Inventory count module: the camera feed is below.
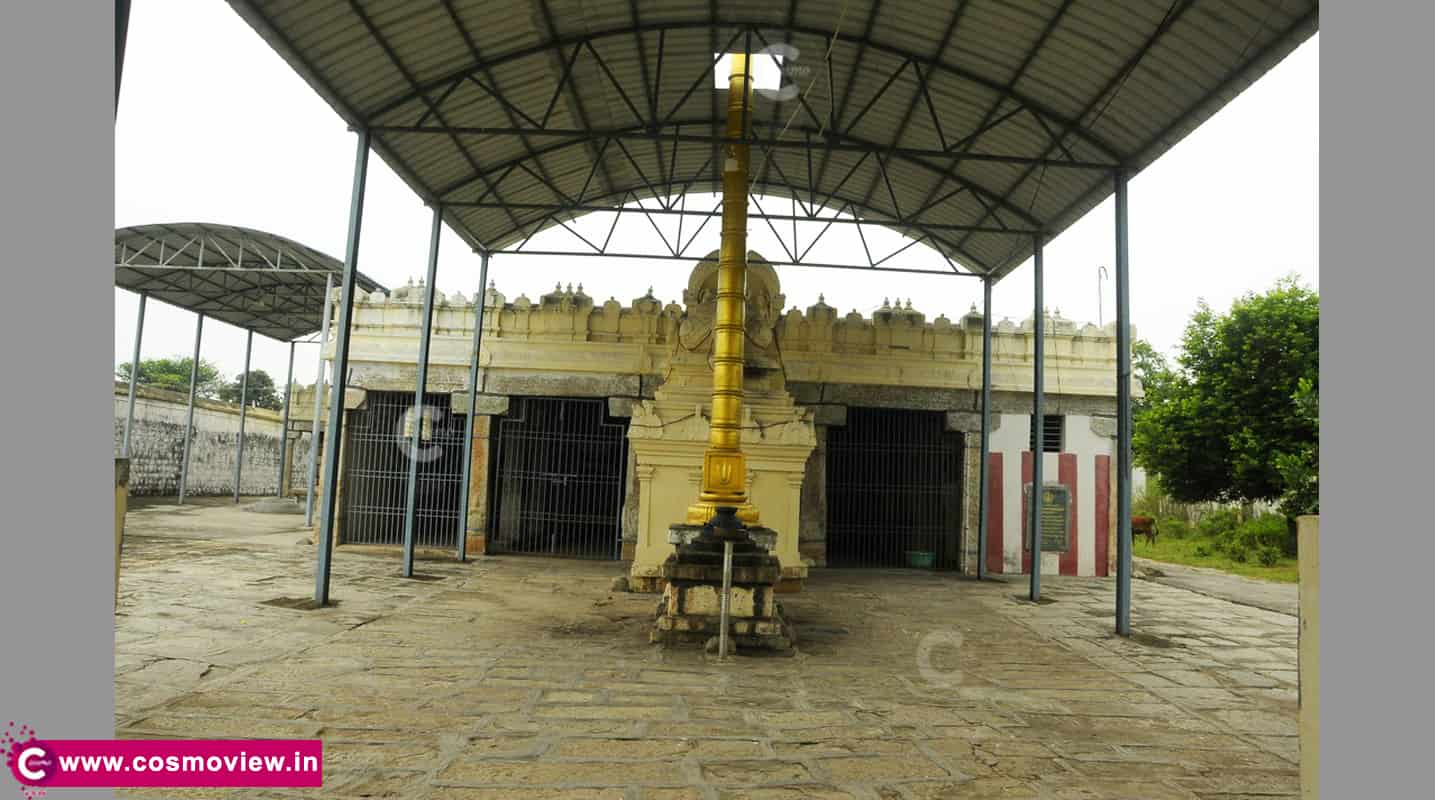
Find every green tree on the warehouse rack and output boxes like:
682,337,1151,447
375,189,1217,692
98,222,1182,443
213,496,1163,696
1133,276,1318,512
116,356,223,399
1274,376,1318,516
1131,338,1173,415
218,369,282,411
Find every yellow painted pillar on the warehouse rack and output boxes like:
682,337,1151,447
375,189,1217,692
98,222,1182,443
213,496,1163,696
687,53,758,528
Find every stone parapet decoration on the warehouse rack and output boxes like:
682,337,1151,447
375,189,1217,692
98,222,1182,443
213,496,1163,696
328,267,1136,400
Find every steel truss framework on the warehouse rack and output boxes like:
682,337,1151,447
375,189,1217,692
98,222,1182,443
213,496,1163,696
114,223,387,517
182,1,1316,636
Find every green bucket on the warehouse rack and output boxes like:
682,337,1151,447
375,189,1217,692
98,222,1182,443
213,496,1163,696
905,550,936,569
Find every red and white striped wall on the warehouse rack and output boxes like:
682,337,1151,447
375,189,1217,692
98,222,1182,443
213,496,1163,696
983,413,1113,577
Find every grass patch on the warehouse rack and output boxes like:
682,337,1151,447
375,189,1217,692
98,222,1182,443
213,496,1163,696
1134,535,1299,583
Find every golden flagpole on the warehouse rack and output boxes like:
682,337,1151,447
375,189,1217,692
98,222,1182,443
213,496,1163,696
687,53,759,528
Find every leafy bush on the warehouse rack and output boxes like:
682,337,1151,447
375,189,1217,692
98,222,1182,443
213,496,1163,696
1256,545,1283,567
1229,546,1249,563
1230,514,1290,554
1193,544,1212,558
1197,509,1241,540
1160,519,1190,539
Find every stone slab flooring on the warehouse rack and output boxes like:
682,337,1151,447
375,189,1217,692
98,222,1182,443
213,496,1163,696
115,502,1299,799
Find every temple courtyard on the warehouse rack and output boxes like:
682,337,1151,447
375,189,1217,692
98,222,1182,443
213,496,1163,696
115,499,1300,799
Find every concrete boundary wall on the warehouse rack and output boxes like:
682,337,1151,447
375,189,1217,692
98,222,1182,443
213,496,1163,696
113,382,309,497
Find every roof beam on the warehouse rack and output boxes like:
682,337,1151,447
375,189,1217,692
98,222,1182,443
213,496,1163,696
356,20,1122,162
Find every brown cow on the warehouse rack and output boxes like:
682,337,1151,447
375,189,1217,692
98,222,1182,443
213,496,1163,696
1131,515,1158,546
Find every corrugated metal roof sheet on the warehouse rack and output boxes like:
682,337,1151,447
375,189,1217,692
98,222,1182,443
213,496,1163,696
226,0,1316,280
115,222,387,341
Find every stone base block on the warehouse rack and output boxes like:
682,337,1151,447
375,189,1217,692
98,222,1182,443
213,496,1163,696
628,574,666,594
465,533,486,556
651,522,795,652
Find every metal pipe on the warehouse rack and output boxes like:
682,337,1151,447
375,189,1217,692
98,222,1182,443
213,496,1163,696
277,341,295,497
304,274,335,527
314,132,370,607
234,329,253,504
1030,236,1044,602
177,314,204,505
719,539,734,659
121,292,147,458
1115,170,1133,635
457,251,492,561
687,52,758,527
977,277,992,579
403,208,443,577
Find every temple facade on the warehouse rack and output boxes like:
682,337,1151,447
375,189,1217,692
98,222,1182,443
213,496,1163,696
302,252,1134,590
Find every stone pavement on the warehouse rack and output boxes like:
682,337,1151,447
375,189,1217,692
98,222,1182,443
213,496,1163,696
115,502,1299,798
1135,556,1299,617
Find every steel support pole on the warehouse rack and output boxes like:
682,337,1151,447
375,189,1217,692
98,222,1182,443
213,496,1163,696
177,314,204,505
457,251,492,562
304,274,335,527
976,277,993,580
233,330,253,504
116,0,130,115
402,208,444,578
121,292,147,458
314,132,370,606
1029,236,1045,602
277,341,296,497
1115,171,1133,635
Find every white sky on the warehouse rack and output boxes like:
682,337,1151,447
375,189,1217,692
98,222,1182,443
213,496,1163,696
115,1,1318,385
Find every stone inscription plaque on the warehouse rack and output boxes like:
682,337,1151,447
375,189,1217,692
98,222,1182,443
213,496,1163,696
1023,483,1070,552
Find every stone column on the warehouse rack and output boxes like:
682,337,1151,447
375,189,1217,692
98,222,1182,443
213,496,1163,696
460,393,508,556
946,410,983,575
797,430,828,567
465,415,493,555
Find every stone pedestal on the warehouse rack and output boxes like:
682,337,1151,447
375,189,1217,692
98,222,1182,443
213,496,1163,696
651,521,794,652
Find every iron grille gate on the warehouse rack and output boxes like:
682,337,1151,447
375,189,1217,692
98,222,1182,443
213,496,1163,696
488,397,629,560
341,391,466,548
826,408,964,569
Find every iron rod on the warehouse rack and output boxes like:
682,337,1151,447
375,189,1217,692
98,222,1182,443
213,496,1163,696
1115,170,1133,636
234,329,253,504
304,273,335,527
177,314,204,505
368,125,1116,170
443,200,1034,237
1030,236,1044,602
403,208,444,577
719,539,734,660
457,251,492,561
121,292,147,458
277,341,296,497
977,277,992,579
498,249,984,278
315,132,371,607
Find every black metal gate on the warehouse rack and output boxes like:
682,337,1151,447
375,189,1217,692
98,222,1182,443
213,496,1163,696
488,397,628,560
341,391,466,548
826,407,964,569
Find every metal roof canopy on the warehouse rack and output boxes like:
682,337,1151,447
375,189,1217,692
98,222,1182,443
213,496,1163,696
115,223,387,341
226,0,1315,280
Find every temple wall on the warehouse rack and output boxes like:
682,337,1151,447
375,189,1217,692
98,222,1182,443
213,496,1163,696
316,256,1137,578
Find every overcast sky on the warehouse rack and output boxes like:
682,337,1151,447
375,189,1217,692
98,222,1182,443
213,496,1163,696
115,1,1318,387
